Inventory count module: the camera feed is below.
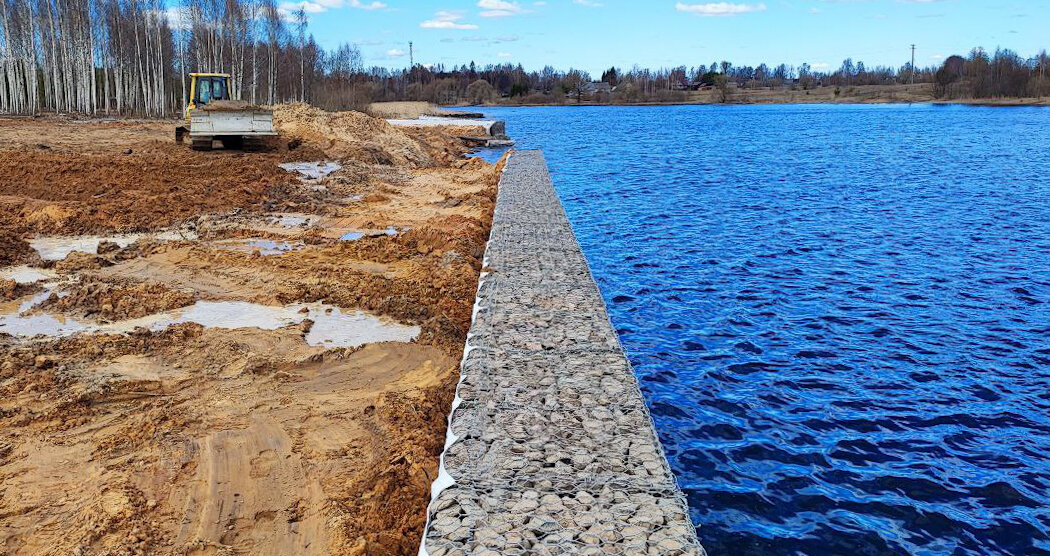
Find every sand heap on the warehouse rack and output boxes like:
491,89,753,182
367,101,445,119
273,103,445,167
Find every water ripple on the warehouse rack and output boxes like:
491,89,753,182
484,104,1050,556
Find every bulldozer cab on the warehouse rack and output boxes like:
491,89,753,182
176,71,275,149
186,73,231,121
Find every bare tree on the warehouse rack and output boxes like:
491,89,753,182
294,6,304,101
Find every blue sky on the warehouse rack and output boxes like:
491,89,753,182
296,1,1048,75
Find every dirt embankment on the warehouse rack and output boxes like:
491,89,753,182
0,228,34,266
0,105,503,555
367,102,448,119
274,103,464,167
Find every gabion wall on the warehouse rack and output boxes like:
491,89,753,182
421,151,705,556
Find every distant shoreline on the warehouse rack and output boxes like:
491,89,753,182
462,98,1050,109
446,84,1050,109
931,98,1050,107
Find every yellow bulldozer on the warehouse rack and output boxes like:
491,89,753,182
175,73,277,151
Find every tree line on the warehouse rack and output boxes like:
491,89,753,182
934,48,1050,100
0,0,1046,117
396,49,1046,105
0,0,367,116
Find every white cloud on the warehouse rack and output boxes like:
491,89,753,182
276,0,384,18
675,2,766,16
348,0,386,9
386,48,406,57
298,0,341,9
421,10,480,30
498,51,512,58
574,0,602,6
478,0,526,17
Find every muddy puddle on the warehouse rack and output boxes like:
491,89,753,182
341,226,400,241
0,298,419,347
0,288,82,337
0,265,58,284
279,161,342,181
30,231,197,261
265,213,322,228
210,238,304,255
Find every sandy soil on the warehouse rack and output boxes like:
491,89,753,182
367,102,448,120
0,105,503,555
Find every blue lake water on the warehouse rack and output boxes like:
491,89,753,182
481,104,1050,556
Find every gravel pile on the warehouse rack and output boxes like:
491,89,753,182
422,150,705,556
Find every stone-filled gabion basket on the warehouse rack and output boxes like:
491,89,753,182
421,151,705,556
475,274,604,312
456,349,641,409
444,403,676,487
425,484,700,556
468,307,623,353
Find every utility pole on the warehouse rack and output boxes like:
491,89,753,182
910,44,916,85
409,42,414,70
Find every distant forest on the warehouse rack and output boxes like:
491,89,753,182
405,49,1050,106
0,0,1046,116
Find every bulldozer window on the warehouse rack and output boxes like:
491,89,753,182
195,78,229,105
197,78,213,105
213,78,229,101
